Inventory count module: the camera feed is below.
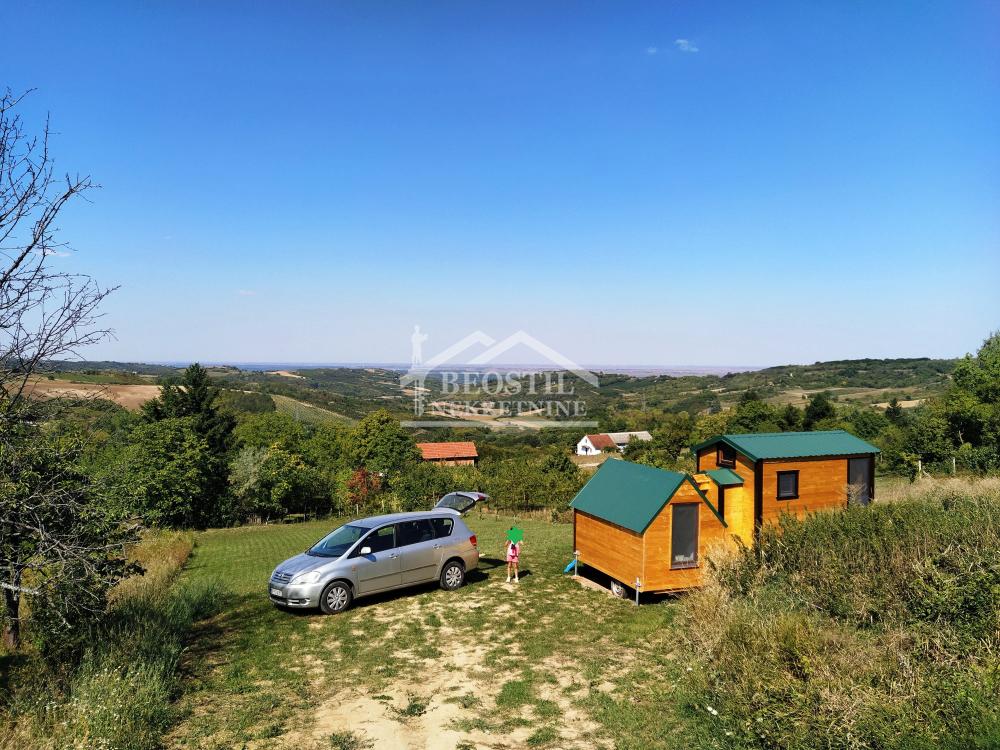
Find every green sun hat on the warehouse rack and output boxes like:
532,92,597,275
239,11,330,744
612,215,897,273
506,527,524,544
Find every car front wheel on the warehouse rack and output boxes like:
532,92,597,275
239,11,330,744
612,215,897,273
319,581,353,614
440,561,465,590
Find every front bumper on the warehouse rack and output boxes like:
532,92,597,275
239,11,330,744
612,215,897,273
268,580,324,608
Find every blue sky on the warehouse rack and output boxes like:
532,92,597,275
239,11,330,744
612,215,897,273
6,1,999,366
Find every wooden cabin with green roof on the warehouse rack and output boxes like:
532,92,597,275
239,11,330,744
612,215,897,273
570,459,731,593
692,430,879,532
569,430,879,594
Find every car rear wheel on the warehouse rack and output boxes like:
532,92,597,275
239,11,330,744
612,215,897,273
319,581,353,614
440,561,465,590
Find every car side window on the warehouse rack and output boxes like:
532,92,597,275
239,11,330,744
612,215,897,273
396,520,434,547
360,525,395,554
430,517,453,539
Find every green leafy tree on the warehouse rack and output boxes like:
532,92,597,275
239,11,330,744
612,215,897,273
804,391,837,429
229,444,327,521
778,403,803,431
105,417,215,527
234,411,307,452
905,410,954,467
393,462,456,512
348,409,420,478
1,425,138,651
729,398,782,434
945,332,1000,448
142,363,235,456
847,407,891,441
141,363,235,515
304,424,352,476
885,397,906,425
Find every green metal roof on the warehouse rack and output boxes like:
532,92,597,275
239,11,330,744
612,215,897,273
569,459,727,533
570,460,684,533
705,468,743,486
692,430,880,462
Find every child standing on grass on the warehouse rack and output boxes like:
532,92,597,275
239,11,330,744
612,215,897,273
505,532,522,583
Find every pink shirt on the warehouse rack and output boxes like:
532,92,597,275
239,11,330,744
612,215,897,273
506,541,521,562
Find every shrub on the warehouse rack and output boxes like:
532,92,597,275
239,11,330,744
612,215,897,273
2,532,223,750
680,488,1000,749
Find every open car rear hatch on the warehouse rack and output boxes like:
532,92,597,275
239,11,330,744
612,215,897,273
434,491,489,515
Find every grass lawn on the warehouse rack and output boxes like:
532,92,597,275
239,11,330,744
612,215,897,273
167,514,709,750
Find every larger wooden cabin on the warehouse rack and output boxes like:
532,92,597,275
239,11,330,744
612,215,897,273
570,430,879,594
692,430,878,531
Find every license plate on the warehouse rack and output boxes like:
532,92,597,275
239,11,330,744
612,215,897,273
270,588,282,597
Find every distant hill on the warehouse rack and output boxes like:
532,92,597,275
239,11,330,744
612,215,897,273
42,356,957,425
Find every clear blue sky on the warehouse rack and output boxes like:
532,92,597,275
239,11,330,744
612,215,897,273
6,1,999,367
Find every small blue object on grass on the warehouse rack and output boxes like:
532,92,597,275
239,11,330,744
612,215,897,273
563,560,576,574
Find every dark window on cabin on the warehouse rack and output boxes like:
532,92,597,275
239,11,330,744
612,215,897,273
717,444,736,468
670,504,699,569
777,471,799,500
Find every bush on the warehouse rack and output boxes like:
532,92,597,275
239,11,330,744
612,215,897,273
2,532,224,750
680,488,1000,749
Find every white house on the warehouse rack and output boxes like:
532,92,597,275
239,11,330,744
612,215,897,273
576,431,653,456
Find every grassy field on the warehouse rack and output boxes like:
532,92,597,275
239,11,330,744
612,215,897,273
166,515,707,750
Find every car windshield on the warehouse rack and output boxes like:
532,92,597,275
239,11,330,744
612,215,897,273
307,524,368,557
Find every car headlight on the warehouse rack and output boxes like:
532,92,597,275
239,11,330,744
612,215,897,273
290,571,321,586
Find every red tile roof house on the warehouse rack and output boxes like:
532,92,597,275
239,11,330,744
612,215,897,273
415,441,479,466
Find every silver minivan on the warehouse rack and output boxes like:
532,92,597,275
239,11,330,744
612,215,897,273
268,493,485,614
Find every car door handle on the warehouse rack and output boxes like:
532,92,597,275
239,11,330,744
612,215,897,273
389,553,399,559
433,544,442,549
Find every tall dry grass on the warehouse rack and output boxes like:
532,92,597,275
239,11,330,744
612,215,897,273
678,487,1000,750
0,531,224,750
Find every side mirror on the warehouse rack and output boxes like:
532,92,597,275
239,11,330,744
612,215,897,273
359,546,372,556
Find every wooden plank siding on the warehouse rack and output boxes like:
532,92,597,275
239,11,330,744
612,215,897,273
641,482,731,592
759,457,850,525
697,446,756,482
696,447,756,545
574,443,872,596
573,510,643,585
722,485,754,545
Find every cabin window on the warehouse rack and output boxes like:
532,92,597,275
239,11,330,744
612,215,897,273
717,444,736,468
777,470,799,500
670,504,699,569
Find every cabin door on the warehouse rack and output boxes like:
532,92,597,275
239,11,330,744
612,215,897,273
848,458,873,506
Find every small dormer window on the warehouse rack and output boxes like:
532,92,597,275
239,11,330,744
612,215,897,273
717,444,736,468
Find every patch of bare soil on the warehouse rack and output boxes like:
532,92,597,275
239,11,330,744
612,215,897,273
282,581,608,750
268,370,305,379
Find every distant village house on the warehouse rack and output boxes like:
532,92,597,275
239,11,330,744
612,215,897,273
576,431,652,456
415,441,479,466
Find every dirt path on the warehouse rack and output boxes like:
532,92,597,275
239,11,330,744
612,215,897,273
165,517,691,750
277,579,609,750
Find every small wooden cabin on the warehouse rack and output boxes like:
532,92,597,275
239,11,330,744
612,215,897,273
570,459,730,593
570,430,879,594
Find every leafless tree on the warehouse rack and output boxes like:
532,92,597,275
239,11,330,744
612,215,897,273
1,89,131,651
0,88,114,428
